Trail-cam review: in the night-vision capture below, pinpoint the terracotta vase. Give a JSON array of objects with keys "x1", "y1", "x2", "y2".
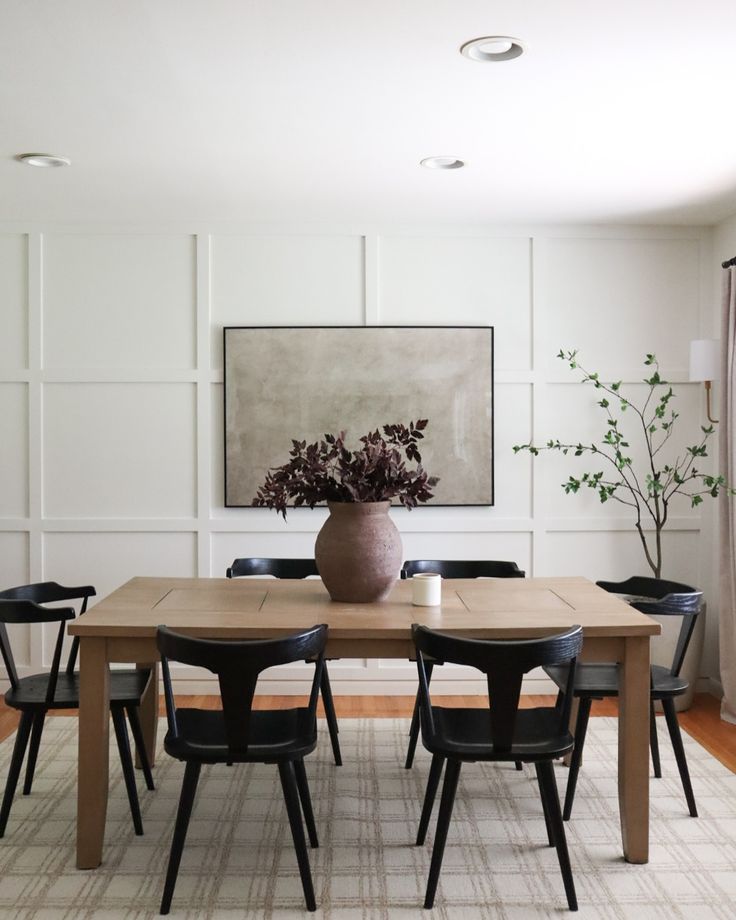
[{"x1": 315, "y1": 501, "x2": 402, "y2": 603}]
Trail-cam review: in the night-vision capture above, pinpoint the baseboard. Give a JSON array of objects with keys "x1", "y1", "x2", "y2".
[{"x1": 168, "y1": 674, "x2": 562, "y2": 696}]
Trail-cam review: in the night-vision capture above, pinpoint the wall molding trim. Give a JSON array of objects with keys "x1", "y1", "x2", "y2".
[{"x1": 0, "y1": 223, "x2": 717, "y2": 688}]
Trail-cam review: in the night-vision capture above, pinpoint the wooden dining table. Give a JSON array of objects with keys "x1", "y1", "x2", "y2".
[{"x1": 68, "y1": 574, "x2": 660, "y2": 869}]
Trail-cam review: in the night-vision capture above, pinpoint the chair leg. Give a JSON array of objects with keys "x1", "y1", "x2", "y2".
[
  {"x1": 22, "y1": 711, "x2": 47, "y2": 795},
  {"x1": 537, "y1": 760, "x2": 578, "y2": 911},
  {"x1": 294, "y1": 758, "x2": 319, "y2": 848},
  {"x1": 649, "y1": 700, "x2": 661, "y2": 779},
  {"x1": 0, "y1": 711, "x2": 33, "y2": 837},
  {"x1": 534, "y1": 762, "x2": 555, "y2": 847},
  {"x1": 662, "y1": 698, "x2": 698, "y2": 817},
  {"x1": 515, "y1": 761, "x2": 523, "y2": 771},
  {"x1": 563, "y1": 697, "x2": 592, "y2": 821},
  {"x1": 320, "y1": 667, "x2": 342, "y2": 766},
  {"x1": 405, "y1": 662, "x2": 433, "y2": 770},
  {"x1": 405, "y1": 694, "x2": 421, "y2": 770},
  {"x1": 405, "y1": 692, "x2": 421, "y2": 770},
  {"x1": 424, "y1": 758, "x2": 461, "y2": 909},
  {"x1": 125, "y1": 705, "x2": 155, "y2": 791},
  {"x1": 160, "y1": 761, "x2": 201, "y2": 915},
  {"x1": 111, "y1": 707, "x2": 144, "y2": 836},
  {"x1": 278, "y1": 760, "x2": 317, "y2": 912},
  {"x1": 416, "y1": 753, "x2": 444, "y2": 845}
]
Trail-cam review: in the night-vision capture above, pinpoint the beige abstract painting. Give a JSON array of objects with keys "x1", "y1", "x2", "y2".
[{"x1": 224, "y1": 326, "x2": 494, "y2": 507}]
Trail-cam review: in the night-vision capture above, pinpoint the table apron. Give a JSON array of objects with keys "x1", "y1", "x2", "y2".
[
  {"x1": 579, "y1": 636, "x2": 624, "y2": 662},
  {"x1": 98, "y1": 635, "x2": 624, "y2": 664}
]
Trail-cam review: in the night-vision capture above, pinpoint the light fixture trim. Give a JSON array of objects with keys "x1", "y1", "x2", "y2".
[
  {"x1": 420, "y1": 156, "x2": 465, "y2": 170},
  {"x1": 16, "y1": 153, "x2": 71, "y2": 168},
  {"x1": 460, "y1": 35, "x2": 524, "y2": 62},
  {"x1": 689, "y1": 338, "x2": 720, "y2": 383}
]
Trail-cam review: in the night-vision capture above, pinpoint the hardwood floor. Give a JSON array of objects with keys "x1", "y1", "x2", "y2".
[{"x1": 0, "y1": 693, "x2": 734, "y2": 772}]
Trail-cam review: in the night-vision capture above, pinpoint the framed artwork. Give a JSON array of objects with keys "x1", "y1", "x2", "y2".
[{"x1": 224, "y1": 326, "x2": 494, "y2": 507}]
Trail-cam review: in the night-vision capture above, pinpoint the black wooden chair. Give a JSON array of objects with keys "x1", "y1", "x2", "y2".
[
  {"x1": 400, "y1": 559, "x2": 526, "y2": 769},
  {"x1": 227, "y1": 558, "x2": 319, "y2": 580},
  {"x1": 412, "y1": 623, "x2": 582, "y2": 911},
  {"x1": 544, "y1": 576, "x2": 702, "y2": 819},
  {"x1": 226, "y1": 557, "x2": 342, "y2": 765},
  {"x1": 0, "y1": 582, "x2": 154, "y2": 837},
  {"x1": 156, "y1": 623, "x2": 328, "y2": 914},
  {"x1": 401, "y1": 559, "x2": 525, "y2": 580}
]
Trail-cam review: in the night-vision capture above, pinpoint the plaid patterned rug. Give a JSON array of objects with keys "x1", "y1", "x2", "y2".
[{"x1": 0, "y1": 716, "x2": 734, "y2": 919}]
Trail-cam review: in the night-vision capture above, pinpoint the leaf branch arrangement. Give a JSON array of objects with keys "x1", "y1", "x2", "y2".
[
  {"x1": 253, "y1": 420, "x2": 440, "y2": 519},
  {"x1": 514, "y1": 350, "x2": 733, "y2": 578}
]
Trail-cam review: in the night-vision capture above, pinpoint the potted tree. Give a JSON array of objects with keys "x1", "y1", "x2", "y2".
[
  {"x1": 514, "y1": 351, "x2": 733, "y2": 704},
  {"x1": 253, "y1": 420, "x2": 439, "y2": 602},
  {"x1": 515, "y1": 350, "x2": 730, "y2": 579}
]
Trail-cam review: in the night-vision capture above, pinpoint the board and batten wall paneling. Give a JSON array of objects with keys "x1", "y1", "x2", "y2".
[
  {"x1": 0, "y1": 533, "x2": 31, "y2": 671},
  {"x1": 541, "y1": 530, "x2": 702, "y2": 585},
  {"x1": 0, "y1": 384, "x2": 29, "y2": 518},
  {"x1": 0, "y1": 234, "x2": 28, "y2": 369},
  {"x1": 43, "y1": 383, "x2": 197, "y2": 519},
  {"x1": 538, "y1": 383, "x2": 702, "y2": 525},
  {"x1": 42, "y1": 531, "x2": 198, "y2": 667},
  {"x1": 0, "y1": 231, "x2": 31, "y2": 604},
  {"x1": 210, "y1": 234, "x2": 366, "y2": 367},
  {"x1": 540, "y1": 236, "x2": 701, "y2": 377},
  {"x1": 0, "y1": 225, "x2": 717, "y2": 693},
  {"x1": 377, "y1": 236, "x2": 532, "y2": 370},
  {"x1": 43, "y1": 234, "x2": 196, "y2": 370}
]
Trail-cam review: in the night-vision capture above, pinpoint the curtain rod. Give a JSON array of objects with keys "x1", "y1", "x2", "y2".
[{"x1": 723, "y1": 256, "x2": 736, "y2": 268}]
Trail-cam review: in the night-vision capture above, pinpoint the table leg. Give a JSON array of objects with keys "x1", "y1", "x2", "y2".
[
  {"x1": 77, "y1": 638, "x2": 110, "y2": 869},
  {"x1": 135, "y1": 661, "x2": 158, "y2": 769},
  {"x1": 618, "y1": 635, "x2": 650, "y2": 863}
]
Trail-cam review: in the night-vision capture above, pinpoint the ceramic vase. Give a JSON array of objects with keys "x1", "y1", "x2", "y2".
[{"x1": 315, "y1": 501, "x2": 402, "y2": 602}]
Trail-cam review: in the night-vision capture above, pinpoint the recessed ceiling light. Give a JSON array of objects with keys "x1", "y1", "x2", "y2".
[
  {"x1": 460, "y1": 36, "x2": 524, "y2": 62},
  {"x1": 420, "y1": 157, "x2": 465, "y2": 170},
  {"x1": 16, "y1": 153, "x2": 71, "y2": 168}
]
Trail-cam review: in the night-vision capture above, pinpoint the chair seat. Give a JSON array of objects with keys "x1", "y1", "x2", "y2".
[
  {"x1": 544, "y1": 662, "x2": 689, "y2": 699},
  {"x1": 164, "y1": 707, "x2": 318, "y2": 762},
  {"x1": 424, "y1": 707, "x2": 574, "y2": 762},
  {"x1": 4, "y1": 668, "x2": 151, "y2": 711}
]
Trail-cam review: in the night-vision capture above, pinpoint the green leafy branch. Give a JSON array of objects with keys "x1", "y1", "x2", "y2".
[{"x1": 513, "y1": 350, "x2": 733, "y2": 578}]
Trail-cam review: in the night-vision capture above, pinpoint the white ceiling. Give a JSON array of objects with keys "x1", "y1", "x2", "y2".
[{"x1": 3, "y1": 0, "x2": 736, "y2": 225}]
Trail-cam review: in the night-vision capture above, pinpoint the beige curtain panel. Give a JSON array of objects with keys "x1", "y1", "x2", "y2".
[{"x1": 720, "y1": 264, "x2": 736, "y2": 723}]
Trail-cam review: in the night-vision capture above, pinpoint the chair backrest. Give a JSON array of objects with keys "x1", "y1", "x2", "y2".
[
  {"x1": 226, "y1": 558, "x2": 319, "y2": 579},
  {"x1": 596, "y1": 577, "x2": 702, "y2": 677},
  {"x1": 401, "y1": 559, "x2": 525, "y2": 579},
  {"x1": 157, "y1": 624, "x2": 328, "y2": 755},
  {"x1": 412, "y1": 623, "x2": 582, "y2": 753},
  {"x1": 0, "y1": 581, "x2": 96, "y2": 677},
  {"x1": 0, "y1": 598, "x2": 76, "y2": 700}
]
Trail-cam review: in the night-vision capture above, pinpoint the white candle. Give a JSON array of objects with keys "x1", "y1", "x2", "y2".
[{"x1": 412, "y1": 572, "x2": 442, "y2": 606}]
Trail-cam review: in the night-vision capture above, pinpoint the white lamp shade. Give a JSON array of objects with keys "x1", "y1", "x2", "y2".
[{"x1": 689, "y1": 339, "x2": 720, "y2": 382}]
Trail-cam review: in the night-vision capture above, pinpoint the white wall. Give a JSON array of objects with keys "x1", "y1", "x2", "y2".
[{"x1": 0, "y1": 223, "x2": 718, "y2": 692}]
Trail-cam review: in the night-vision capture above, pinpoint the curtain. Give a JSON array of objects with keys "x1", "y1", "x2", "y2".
[{"x1": 719, "y1": 265, "x2": 736, "y2": 723}]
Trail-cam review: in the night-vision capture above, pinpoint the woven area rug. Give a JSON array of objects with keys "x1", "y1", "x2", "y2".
[{"x1": 0, "y1": 717, "x2": 734, "y2": 919}]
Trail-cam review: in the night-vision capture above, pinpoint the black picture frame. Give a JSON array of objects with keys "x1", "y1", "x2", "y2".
[{"x1": 223, "y1": 325, "x2": 494, "y2": 508}]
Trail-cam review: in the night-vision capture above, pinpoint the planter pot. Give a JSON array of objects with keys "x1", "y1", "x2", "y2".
[
  {"x1": 315, "y1": 501, "x2": 402, "y2": 603},
  {"x1": 597, "y1": 576, "x2": 704, "y2": 712}
]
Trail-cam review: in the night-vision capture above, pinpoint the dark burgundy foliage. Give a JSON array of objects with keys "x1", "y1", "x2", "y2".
[{"x1": 253, "y1": 420, "x2": 439, "y2": 519}]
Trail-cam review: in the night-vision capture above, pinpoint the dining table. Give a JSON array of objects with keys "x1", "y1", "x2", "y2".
[{"x1": 68, "y1": 574, "x2": 660, "y2": 869}]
